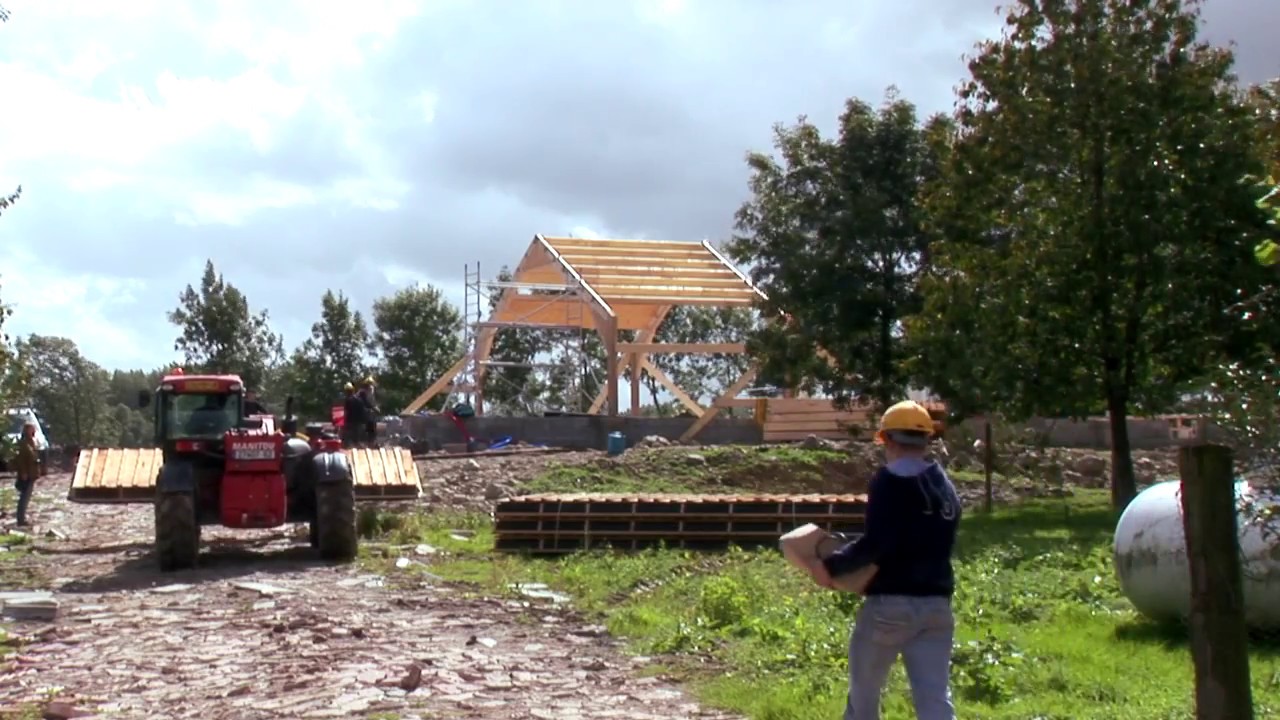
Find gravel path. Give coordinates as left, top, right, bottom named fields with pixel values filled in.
left=0, top=473, right=738, bottom=720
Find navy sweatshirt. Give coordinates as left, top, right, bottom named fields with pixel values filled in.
left=823, top=457, right=962, bottom=597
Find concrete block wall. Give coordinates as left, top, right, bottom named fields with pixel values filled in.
left=401, top=414, right=763, bottom=451
left=957, top=416, right=1229, bottom=450
left=398, top=413, right=1225, bottom=453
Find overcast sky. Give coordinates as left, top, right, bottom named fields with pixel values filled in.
left=0, top=0, right=1274, bottom=372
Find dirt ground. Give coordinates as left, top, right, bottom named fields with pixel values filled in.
left=0, top=473, right=739, bottom=720
left=0, top=441, right=1179, bottom=719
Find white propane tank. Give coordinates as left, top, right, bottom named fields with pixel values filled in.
left=1113, top=479, right=1280, bottom=629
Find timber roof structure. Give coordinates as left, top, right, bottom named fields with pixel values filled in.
left=488, top=234, right=766, bottom=331
left=402, top=234, right=769, bottom=431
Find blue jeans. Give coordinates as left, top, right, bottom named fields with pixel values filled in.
left=844, top=594, right=956, bottom=720
left=14, top=475, right=34, bottom=524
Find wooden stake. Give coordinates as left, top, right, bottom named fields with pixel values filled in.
left=1178, top=443, right=1253, bottom=720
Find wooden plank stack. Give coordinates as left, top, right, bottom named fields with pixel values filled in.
left=67, top=447, right=422, bottom=503
left=493, top=492, right=868, bottom=554
left=760, top=398, right=948, bottom=443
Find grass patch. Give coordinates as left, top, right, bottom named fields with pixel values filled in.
left=0, top=530, right=40, bottom=587
left=370, top=489, right=1280, bottom=719
left=522, top=445, right=873, bottom=496
left=521, top=446, right=1039, bottom=499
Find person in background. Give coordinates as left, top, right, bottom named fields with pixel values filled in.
left=810, top=400, right=962, bottom=720
left=13, top=420, right=41, bottom=526
left=356, top=376, right=379, bottom=447
left=243, top=389, right=267, bottom=417
left=341, top=381, right=364, bottom=449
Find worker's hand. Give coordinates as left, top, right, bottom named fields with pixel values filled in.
left=809, top=560, right=836, bottom=589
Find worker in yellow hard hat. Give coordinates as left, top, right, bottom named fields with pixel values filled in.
left=806, top=399, right=962, bottom=718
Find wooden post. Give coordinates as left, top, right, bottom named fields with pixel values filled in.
left=630, top=352, right=642, bottom=415
left=983, top=420, right=994, bottom=513
left=603, top=316, right=619, bottom=416
left=1178, top=443, right=1253, bottom=720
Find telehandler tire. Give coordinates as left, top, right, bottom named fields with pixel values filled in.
left=155, top=492, right=199, bottom=571
left=315, top=480, right=357, bottom=562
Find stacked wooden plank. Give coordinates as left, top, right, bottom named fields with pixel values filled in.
left=761, top=398, right=948, bottom=443
left=762, top=398, right=874, bottom=443
left=493, top=492, right=867, bottom=554
left=68, top=447, right=422, bottom=503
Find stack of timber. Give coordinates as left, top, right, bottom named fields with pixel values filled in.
left=68, top=447, right=423, bottom=503
left=493, top=492, right=867, bottom=554
left=760, top=398, right=948, bottom=443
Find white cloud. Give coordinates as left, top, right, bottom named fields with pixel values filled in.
left=176, top=179, right=319, bottom=227
left=0, top=0, right=1271, bottom=375
left=416, top=91, right=440, bottom=124
left=0, top=248, right=158, bottom=370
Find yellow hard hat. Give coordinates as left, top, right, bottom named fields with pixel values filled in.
left=362, top=376, right=375, bottom=386
left=875, top=400, right=935, bottom=446
left=343, top=382, right=355, bottom=391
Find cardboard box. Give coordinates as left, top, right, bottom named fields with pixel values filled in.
left=779, top=523, right=877, bottom=594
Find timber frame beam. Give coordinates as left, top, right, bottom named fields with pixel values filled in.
left=406, top=234, right=779, bottom=441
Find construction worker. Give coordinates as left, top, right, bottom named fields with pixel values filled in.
left=356, top=376, right=379, bottom=447
left=809, top=400, right=962, bottom=720
left=12, top=420, right=41, bottom=526
left=340, top=382, right=363, bottom=449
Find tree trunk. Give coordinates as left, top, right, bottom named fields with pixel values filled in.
left=1105, top=389, right=1138, bottom=510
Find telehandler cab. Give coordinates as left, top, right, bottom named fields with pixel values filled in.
left=135, top=369, right=358, bottom=571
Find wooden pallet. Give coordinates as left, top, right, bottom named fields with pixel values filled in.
left=68, top=447, right=423, bottom=503
left=493, top=492, right=867, bottom=554
left=760, top=398, right=948, bottom=442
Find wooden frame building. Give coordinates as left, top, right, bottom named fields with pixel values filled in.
left=402, top=235, right=767, bottom=441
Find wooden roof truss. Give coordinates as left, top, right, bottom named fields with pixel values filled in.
left=403, top=234, right=768, bottom=439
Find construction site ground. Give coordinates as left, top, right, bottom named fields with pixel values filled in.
left=0, top=441, right=1179, bottom=720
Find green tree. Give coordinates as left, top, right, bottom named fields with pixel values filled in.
left=728, top=89, right=949, bottom=407
left=102, top=368, right=167, bottom=446
left=15, top=335, right=115, bottom=446
left=286, top=290, right=372, bottom=420
left=649, top=306, right=757, bottom=409
left=480, top=267, right=551, bottom=413
left=1247, top=79, right=1279, bottom=265
left=542, top=329, right=605, bottom=413
left=0, top=281, right=28, bottom=465
left=167, top=260, right=284, bottom=392
left=912, top=0, right=1278, bottom=509
left=371, top=285, right=463, bottom=415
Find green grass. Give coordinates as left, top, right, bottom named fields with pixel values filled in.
left=519, top=445, right=1042, bottom=500
left=0, top=528, right=37, bottom=587
left=365, top=490, right=1280, bottom=720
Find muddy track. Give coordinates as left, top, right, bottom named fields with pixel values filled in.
left=0, top=474, right=738, bottom=720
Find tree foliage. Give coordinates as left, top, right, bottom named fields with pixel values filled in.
left=286, top=290, right=371, bottom=419
left=1247, top=79, right=1280, bottom=265
left=371, top=285, right=463, bottom=416
left=0, top=278, right=25, bottom=422
left=729, top=89, right=948, bottom=408
left=910, top=0, right=1278, bottom=509
left=167, top=260, right=284, bottom=392
left=15, top=335, right=115, bottom=446
left=480, top=268, right=552, bottom=413
left=650, top=306, right=756, bottom=409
